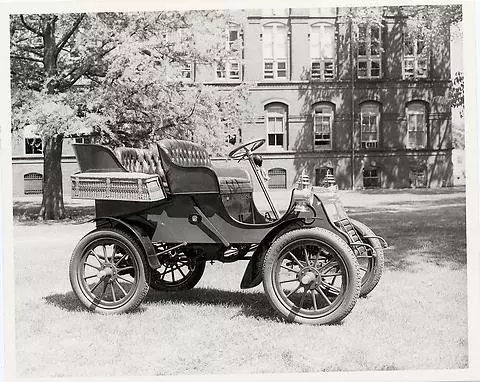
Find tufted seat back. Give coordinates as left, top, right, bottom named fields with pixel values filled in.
left=156, top=139, right=219, bottom=194
left=156, top=139, right=213, bottom=168
left=114, top=145, right=169, bottom=191
left=114, top=146, right=162, bottom=175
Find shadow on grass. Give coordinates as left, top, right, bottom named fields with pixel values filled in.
left=13, top=201, right=95, bottom=225
left=43, top=287, right=288, bottom=323
left=346, top=197, right=466, bottom=215
left=43, top=292, right=146, bottom=314
left=349, top=205, right=466, bottom=271
left=145, top=288, right=283, bottom=322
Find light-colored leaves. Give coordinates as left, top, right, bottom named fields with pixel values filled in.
left=11, top=10, right=252, bottom=156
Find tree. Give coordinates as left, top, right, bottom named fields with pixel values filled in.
left=10, top=13, right=119, bottom=219
left=10, top=11, right=253, bottom=219
left=88, top=11, right=253, bottom=155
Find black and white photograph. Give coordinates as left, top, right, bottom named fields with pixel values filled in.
left=1, top=0, right=479, bottom=380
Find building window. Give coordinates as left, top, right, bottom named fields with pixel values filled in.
left=228, top=29, right=239, bottom=50
left=163, top=29, right=194, bottom=81
left=315, top=167, right=335, bottom=186
left=403, top=33, right=428, bottom=79
left=25, top=138, right=43, bottom=154
left=265, top=103, right=287, bottom=149
left=313, top=103, right=334, bottom=150
left=216, top=61, right=240, bottom=80
left=263, top=23, right=288, bottom=80
left=360, top=102, right=380, bottom=149
left=180, top=63, right=193, bottom=80
left=24, top=125, right=42, bottom=155
left=268, top=168, right=287, bottom=189
left=309, top=8, right=336, bottom=17
left=363, top=168, right=380, bottom=188
left=410, top=167, right=427, bottom=188
left=310, top=23, right=335, bottom=80
left=74, top=137, right=91, bottom=144
left=406, top=102, right=428, bottom=149
left=24, top=173, right=43, bottom=195
left=216, top=28, right=241, bottom=81
left=357, top=24, right=381, bottom=78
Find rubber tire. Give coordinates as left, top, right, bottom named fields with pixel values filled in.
left=69, top=228, right=150, bottom=314
left=148, top=258, right=206, bottom=291
left=262, top=227, right=361, bottom=325
left=350, top=219, right=385, bottom=297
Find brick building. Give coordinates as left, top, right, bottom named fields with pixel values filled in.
left=11, top=7, right=454, bottom=196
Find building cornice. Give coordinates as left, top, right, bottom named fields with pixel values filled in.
left=211, top=148, right=452, bottom=161
left=204, top=79, right=451, bottom=90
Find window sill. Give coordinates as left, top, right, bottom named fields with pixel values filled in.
left=265, top=147, right=287, bottom=152
left=401, top=77, right=431, bottom=81
left=212, top=79, right=242, bottom=83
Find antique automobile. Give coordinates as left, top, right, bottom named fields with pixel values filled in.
left=69, top=138, right=387, bottom=325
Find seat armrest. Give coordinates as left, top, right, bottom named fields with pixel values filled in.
left=213, top=166, right=251, bottom=182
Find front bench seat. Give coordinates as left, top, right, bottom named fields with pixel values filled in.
left=156, top=139, right=252, bottom=195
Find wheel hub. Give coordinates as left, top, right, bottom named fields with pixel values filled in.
left=297, top=267, right=321, bottom=289
left=97, top=265, right=116, bottom=280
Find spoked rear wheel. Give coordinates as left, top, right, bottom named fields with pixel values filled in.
left=148, top=248, right=205, bottom=291
left=69, top=229, right=150, bottom=314
left=263, top=228, right=361, bottom=325
left=350, top=219, right=384, bottom=297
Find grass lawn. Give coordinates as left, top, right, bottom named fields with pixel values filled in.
left=12, top=188, right=467, bottom=376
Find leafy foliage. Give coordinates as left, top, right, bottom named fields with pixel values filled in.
left=11, top=11, right=252, bottom=148
left=10, top=11, right=253, bottom=218
left=450, top=71, right=464, bottom=118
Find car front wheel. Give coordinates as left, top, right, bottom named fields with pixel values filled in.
left=262, top=227, right=361, bottom=325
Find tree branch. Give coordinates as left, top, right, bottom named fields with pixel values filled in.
left=56, top=44, right=115, bottom=90
left=55, top=14, right=86, bottom=55
left=11, top=43, right=44, bottom=57
left=11, top=54, right=44, bottom=63
left=19, top=15, right=43, bottom=37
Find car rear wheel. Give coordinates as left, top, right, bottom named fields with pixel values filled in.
left=148, top=250, right=205, bottom=291
left=69, top=229, right=150, bottom=314
left=262, top=227, right=361, bottom=325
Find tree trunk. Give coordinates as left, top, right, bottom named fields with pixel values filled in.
left=39, top=134, right=65, bottom=220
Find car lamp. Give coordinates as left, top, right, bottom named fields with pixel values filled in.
left=293, top=170, right=313, bottom=212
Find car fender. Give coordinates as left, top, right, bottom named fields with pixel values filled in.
left=240, top=218, right=304, bottom=289
left=93, top=216, right=161, bottom=269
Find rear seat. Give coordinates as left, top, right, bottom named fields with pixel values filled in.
left=114, top=145, right=170, bottom=191
left=114, top=140, right=253, bottom=195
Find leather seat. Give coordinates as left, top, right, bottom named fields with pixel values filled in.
left=115, top=140, right=253, bottom=195
left=154, top=139, right=253, bottom=195
left=115, top=145, right=171, bottom=191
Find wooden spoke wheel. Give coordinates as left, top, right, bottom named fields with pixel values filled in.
left=69, top=229, right=149, bottom=314
left=263, top=228, right=361, bottom=325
